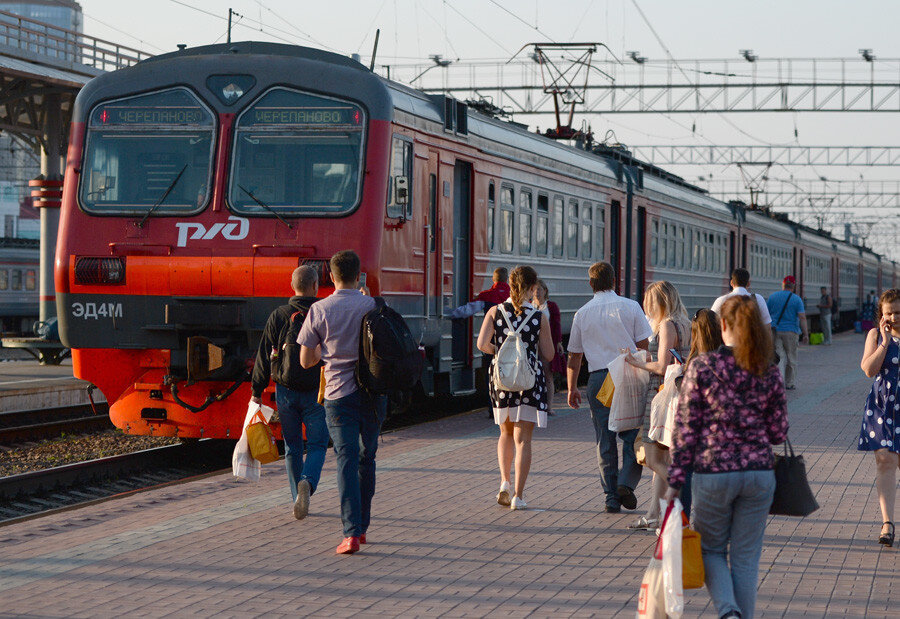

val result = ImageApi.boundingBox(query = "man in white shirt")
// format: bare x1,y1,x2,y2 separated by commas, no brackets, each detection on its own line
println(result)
567,262,652,513
710,268,772,325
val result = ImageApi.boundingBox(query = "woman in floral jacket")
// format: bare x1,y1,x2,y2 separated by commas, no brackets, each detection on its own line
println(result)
666,295,788,619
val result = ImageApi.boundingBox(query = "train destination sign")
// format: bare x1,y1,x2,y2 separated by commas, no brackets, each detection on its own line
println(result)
247,106,362,126
92,106,211,126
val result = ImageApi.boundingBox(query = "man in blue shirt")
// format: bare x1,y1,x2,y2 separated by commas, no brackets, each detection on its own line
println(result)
766,276,809,390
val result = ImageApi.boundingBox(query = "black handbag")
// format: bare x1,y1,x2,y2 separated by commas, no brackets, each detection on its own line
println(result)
769,437,819,517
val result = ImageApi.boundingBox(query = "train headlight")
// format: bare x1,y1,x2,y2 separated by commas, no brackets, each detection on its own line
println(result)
75,257,126,285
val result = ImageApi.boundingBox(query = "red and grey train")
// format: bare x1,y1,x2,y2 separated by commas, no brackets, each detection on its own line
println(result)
55,42,892,439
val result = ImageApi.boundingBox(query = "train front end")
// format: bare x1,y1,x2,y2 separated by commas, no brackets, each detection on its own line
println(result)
55,43,392,438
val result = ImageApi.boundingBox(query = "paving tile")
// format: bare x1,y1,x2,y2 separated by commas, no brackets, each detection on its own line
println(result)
0,332,897,617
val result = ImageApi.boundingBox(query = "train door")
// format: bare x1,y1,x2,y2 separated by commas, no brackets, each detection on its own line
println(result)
425,151,441,318
798,249,805,299
624,201,633,299
609,199,621,293
636,206,647,300
741,234,748,269
729,231,736,273
450,160,474,393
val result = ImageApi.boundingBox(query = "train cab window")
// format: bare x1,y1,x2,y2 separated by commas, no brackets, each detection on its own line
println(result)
80,88,215,214
386,136,413,219
0,269,6,290
24,270,35,291
488,181,496,251
499,186,515,253
567,200,579,259
595,206,605,260
519,190,532,254
552,196,564,258
10,269,21,290
536,194,549,256
581,202,592,260
229,87,365,216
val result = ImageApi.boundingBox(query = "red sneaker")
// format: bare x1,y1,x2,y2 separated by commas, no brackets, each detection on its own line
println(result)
336,536,360,554
359,534,367,544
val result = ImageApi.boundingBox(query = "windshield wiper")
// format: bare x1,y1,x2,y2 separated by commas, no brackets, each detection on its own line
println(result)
135,164,188,228
238,184,293,229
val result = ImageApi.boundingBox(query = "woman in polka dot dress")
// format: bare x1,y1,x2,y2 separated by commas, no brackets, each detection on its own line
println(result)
859,288,900,547
477,265,554,510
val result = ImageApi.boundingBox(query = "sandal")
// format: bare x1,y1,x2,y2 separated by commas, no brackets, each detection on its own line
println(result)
627,516,659,531
879,521,895,547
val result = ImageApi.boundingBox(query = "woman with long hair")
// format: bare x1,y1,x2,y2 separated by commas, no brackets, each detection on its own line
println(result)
859,288,900,547
666,296,788,619
626,281,691,530
688,308,724,367
478,265,555,510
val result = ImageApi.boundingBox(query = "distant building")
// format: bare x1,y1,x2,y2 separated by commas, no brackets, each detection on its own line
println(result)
0,1,82,239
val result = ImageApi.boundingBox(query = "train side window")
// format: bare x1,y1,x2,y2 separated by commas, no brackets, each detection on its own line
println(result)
0,269,7,290
595,206,605,260
10,269,21,290
428,173,437,252
386,136,413,220
676,225,685,269
488,181,495,251
581,202,592,260
499,185,515,254
650,219,659,266
536,194,549,256
552,196,564,258
567,199,579,259
519,190,533,255
25,270,35,291
660,221,669,267
667,222,676,267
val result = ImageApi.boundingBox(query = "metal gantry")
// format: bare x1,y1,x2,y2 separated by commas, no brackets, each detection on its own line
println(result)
703,179,900,211
625,145,900,167
386,56,900,114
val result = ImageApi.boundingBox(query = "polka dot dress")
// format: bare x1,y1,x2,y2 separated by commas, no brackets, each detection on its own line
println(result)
490,302,549,428
859,336,900,453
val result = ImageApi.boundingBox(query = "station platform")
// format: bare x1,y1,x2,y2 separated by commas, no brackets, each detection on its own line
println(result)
0,358,101,411
0,332,895,617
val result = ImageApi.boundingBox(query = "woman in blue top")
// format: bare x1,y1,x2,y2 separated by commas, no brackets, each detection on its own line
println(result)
860,288,900,547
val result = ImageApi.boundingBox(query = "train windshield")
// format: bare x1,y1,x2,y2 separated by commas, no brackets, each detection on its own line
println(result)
228,88,365,216
79,88,215,215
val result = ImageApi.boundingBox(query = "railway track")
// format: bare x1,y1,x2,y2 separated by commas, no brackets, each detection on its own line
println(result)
0,402,112,444
0,440,234,525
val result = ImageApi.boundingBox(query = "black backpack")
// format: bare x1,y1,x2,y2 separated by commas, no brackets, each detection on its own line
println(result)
270,306,321,392
357,297,423,394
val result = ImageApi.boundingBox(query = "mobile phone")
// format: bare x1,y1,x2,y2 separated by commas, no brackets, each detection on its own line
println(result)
669,348,684,364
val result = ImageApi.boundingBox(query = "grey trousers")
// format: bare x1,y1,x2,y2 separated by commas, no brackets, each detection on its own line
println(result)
774,330,799,388
820,312,832,344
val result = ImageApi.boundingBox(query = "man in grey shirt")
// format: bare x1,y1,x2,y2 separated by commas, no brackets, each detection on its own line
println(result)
299,250,387,555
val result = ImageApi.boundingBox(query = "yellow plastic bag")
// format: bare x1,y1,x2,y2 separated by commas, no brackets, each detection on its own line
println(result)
596,372,615,407
246,410,279,464
635,428,647,466
681,514,705,589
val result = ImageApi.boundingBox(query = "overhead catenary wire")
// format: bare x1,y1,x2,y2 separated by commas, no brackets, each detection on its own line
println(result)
442,0,513,57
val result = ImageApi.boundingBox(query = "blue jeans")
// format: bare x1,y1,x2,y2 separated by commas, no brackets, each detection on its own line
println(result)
324,389,388,538
587,370,642,507
692,470,776,619
275,385,329,500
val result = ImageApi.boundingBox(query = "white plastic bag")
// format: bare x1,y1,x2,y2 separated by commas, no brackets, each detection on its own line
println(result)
648,364,683,447
660,498,685,618
232,400,275,482
608,350,650,432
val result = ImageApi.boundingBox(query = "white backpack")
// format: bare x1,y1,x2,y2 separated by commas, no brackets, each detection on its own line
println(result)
491,305,538,392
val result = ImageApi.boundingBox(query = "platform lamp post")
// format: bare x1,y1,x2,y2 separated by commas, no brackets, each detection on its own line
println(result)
32,92,64,325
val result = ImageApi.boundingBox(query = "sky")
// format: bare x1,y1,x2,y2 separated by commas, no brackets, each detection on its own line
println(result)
76,0,900,252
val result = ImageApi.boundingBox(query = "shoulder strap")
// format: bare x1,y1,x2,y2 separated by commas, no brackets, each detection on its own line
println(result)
497,304,517,333
775,291,792,325
517,308,539,333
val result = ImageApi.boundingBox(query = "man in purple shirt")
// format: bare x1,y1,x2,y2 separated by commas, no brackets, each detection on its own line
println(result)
298,250,387,555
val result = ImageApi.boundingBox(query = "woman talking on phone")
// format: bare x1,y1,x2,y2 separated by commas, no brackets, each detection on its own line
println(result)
859,288,900,547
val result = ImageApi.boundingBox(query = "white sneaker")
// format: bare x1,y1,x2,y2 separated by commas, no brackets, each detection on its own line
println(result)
496,481,511,506
510,496,527,510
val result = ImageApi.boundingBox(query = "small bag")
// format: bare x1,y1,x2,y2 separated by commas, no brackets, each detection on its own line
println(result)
246,410,280,464
634,428,647,466
608,350,650,432
769,437,819,517
681,513,704,590
233,401,276,481
597,372,615,407
492,306,539,392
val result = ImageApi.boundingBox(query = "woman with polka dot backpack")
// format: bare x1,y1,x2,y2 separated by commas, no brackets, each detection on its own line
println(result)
860,288,900,547
477,265,555,510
